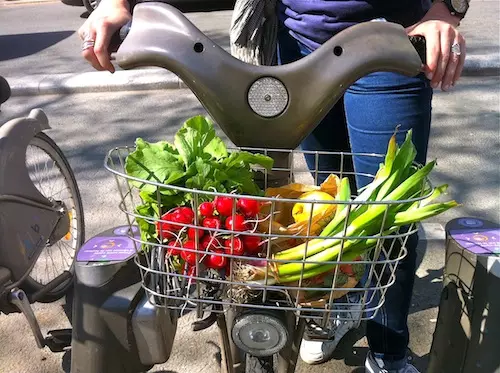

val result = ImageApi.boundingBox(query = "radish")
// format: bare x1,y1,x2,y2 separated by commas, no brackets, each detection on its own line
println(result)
156,212,179,240
225,214,247,232
181,240,199,265
202,235,221,251
181,250,197,266
206,249,227,269
202,217,221,230
171,206,195,225
199,201,214,217
242,235,263,254
188,227,205,240
237,198,260,217
167,240,183,256
223,237,244,256
214,196,234,216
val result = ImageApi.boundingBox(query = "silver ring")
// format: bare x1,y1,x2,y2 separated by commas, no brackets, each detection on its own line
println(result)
81,39,95,51
451,42,461,56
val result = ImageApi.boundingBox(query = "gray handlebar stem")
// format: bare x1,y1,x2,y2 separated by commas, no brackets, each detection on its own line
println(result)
115,2,424,149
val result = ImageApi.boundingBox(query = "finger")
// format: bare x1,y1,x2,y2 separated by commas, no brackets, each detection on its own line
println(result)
424,29,441,83
441,37,462,90
94,20,117,73
78,23,90,41
453,37,466,86
81,28,105,71
432,28,453,89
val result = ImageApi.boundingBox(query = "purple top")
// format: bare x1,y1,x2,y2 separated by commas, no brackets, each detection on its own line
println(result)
278,0,432,51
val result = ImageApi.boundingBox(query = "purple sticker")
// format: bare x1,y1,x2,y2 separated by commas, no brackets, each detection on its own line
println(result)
450,228,500,255
113,225,139,236
77,236,139,262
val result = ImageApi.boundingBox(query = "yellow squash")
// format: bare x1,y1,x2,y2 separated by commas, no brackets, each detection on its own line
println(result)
292,191,335,223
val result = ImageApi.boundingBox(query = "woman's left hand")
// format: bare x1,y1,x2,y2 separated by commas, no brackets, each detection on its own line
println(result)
406,3,466,91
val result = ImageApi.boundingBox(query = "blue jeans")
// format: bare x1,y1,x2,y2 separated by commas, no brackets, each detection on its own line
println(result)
277,27,433,368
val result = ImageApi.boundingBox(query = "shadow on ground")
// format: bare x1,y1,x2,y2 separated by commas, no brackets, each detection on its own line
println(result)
0,32,75,61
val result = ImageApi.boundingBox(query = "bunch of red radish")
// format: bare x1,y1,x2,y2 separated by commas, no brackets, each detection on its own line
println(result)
155,196,265,271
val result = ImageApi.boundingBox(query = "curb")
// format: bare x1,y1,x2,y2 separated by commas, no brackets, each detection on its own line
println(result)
0,0,58,6
7,55,499,96
9,69,187,96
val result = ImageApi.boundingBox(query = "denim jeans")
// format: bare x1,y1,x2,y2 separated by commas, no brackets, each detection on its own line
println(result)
276,26,433,368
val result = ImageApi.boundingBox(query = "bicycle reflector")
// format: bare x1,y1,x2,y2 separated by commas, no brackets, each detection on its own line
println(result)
231,311,289,357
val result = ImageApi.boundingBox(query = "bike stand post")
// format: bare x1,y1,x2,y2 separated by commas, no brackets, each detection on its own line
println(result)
217,312,234,373
70,226,158,373
427,217,500,373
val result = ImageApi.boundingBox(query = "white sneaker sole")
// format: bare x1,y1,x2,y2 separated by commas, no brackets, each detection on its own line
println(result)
299,339,340,365
300,319,358,365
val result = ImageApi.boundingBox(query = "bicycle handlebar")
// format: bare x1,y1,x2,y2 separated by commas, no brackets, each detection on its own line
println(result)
114,2,427,149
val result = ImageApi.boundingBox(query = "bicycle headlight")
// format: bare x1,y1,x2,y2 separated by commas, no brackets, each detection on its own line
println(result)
231,311,289,357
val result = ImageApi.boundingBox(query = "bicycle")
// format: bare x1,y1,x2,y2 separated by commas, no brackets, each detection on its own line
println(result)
0,76,85,351
70,3,440,373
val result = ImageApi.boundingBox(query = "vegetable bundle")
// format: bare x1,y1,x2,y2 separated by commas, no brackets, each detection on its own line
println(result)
123,115,459,298
242,129,459,285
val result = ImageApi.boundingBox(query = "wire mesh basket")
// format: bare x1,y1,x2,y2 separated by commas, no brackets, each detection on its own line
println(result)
105,145,431,325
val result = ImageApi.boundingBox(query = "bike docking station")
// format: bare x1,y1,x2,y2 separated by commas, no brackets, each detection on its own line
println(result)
70,225,176,373
69,217,500,373
428,217,500,373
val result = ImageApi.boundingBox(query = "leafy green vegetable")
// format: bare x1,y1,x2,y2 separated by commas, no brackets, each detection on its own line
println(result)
174,115,227,166
125,139,185,194
124,115,274,249
135,202,158,246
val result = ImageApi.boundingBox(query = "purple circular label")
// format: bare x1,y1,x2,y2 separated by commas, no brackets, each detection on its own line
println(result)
113,225,139,236
77,236,137,262
450,227,500,255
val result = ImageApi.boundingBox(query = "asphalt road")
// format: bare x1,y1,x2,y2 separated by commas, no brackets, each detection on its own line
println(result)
0,1,233,76
0,1,499,78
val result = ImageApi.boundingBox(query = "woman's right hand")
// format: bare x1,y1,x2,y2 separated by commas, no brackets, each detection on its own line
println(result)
78,0,132,73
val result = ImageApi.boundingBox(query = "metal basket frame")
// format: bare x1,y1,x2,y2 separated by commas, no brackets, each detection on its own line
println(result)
105,146,432,326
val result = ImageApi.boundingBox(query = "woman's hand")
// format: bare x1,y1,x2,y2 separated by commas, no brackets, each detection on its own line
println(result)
78,0,131,73
406,2,466,91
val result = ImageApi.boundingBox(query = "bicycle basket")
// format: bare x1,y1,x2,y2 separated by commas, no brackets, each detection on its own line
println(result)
104,145,432,324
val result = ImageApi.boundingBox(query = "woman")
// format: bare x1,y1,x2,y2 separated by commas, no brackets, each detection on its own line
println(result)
78,1,467,372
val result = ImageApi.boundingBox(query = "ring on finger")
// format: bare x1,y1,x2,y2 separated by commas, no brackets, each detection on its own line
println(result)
81,39,95,51
451,42,461,56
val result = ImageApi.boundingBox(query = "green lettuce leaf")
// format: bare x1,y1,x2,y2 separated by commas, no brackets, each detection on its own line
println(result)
125,138,186,194
175,115,217,167
222,151,274,170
